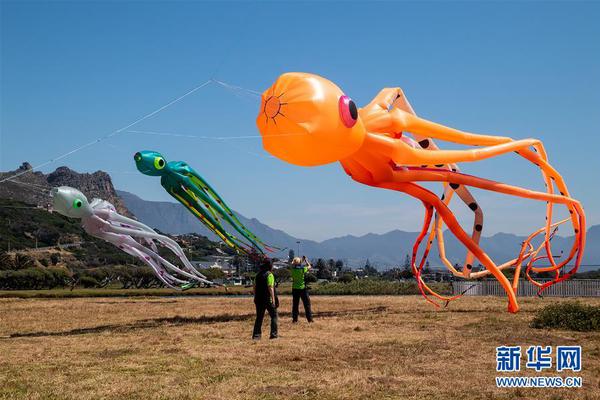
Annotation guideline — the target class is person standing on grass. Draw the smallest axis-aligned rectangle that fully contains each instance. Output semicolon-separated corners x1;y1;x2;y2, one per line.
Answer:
252;258;278;340
291;256;314;323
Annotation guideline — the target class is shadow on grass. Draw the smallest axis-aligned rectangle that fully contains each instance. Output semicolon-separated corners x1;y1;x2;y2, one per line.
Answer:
91;300;180;304
4;306;389;339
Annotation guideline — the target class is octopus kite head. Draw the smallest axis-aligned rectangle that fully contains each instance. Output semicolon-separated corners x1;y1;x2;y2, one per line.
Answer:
134;150;168;176
50;186;93;219
256;72;366;166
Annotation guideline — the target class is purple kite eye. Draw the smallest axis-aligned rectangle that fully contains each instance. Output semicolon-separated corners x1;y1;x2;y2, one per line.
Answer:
339;95;358;128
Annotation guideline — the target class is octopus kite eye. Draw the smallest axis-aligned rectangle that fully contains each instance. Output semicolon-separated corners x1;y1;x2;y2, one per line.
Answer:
73;199;83;209
134;152;142;162
154;157;166;170
339;95;358;128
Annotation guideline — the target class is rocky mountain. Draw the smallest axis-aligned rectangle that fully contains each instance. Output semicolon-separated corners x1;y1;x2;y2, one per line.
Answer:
117;190;600;271
0;163;129;215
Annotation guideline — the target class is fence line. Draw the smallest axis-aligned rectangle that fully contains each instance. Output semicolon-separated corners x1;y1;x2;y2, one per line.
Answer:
452;279;600;297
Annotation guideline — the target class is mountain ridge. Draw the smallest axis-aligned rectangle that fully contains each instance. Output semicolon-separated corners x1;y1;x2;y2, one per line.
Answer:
117;190;600;271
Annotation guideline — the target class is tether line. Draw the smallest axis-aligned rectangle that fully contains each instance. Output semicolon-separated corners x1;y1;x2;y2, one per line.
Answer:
0;80;212;184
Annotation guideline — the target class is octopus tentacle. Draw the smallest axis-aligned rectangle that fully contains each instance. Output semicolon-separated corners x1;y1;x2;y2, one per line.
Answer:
362;88;490;276
412;199;469;305
387;167;585;291
513;146;582;278
373;113;583;285
429;183;485;277
374;180;520;313
410;202;440;307
170;187;250;253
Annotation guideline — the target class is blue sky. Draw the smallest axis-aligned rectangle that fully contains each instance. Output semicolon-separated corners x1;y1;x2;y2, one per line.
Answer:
1;1;599;241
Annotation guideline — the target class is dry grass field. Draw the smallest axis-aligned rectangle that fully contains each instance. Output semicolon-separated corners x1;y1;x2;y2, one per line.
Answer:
1;295;599;400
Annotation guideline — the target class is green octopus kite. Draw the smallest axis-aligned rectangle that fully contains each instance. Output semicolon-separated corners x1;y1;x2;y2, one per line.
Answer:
134;150;271;254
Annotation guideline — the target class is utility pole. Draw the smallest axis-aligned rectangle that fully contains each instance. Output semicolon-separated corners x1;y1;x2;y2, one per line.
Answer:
7;219;11;252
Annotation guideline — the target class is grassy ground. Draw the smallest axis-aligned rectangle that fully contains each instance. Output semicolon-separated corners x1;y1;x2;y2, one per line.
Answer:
0;296;599;400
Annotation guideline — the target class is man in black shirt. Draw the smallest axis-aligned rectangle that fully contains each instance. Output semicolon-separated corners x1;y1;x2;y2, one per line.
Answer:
252;258;278;340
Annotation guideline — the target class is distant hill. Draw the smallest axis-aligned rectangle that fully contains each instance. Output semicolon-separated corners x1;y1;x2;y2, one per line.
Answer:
118;190;600;271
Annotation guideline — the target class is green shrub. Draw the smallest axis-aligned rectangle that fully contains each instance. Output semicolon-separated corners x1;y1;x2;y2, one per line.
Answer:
79;276;100;288
0;267;71;290
50;253;60;265
338;272;355;283
0;252;14;270
531;302;600;332
305;272;317;283
129;266;161;288
274;267;290;283
13;254;34;270
46;267;71;288
199;267;226;281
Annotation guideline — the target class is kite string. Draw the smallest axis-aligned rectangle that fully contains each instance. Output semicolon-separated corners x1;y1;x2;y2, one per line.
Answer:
126;129;303;140
126;129;263;140
0;205;42;209
212;79;262;97
1;77;264;188
128;76;299;159
0;80;213;184
4;179;51;193
125;129;275;159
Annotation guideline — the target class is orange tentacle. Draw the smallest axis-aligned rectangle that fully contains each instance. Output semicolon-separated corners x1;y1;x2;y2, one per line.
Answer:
374;180;519;313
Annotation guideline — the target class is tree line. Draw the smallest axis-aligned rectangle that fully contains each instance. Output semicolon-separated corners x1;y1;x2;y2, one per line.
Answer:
0;252;220;290
1;250;598;291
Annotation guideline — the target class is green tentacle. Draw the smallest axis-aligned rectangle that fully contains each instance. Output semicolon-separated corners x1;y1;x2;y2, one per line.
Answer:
184;168;268;246
168;185;250;253
180;175;265;252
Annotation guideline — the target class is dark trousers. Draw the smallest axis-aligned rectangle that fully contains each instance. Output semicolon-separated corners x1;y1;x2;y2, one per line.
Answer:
292;288;313;322
253;301;278;338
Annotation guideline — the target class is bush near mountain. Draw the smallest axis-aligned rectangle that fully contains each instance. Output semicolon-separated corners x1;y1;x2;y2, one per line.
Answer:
0;198;82;251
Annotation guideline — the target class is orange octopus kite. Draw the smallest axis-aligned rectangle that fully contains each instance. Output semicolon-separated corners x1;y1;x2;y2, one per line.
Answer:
256;72;585;313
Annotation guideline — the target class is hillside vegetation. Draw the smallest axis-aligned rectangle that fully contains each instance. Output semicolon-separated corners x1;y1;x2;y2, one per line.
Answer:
0;198;82;251
0;198;223;290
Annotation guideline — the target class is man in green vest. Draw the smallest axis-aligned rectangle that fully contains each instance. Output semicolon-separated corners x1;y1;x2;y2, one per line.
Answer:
291;256;314;323
252;258;278;340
